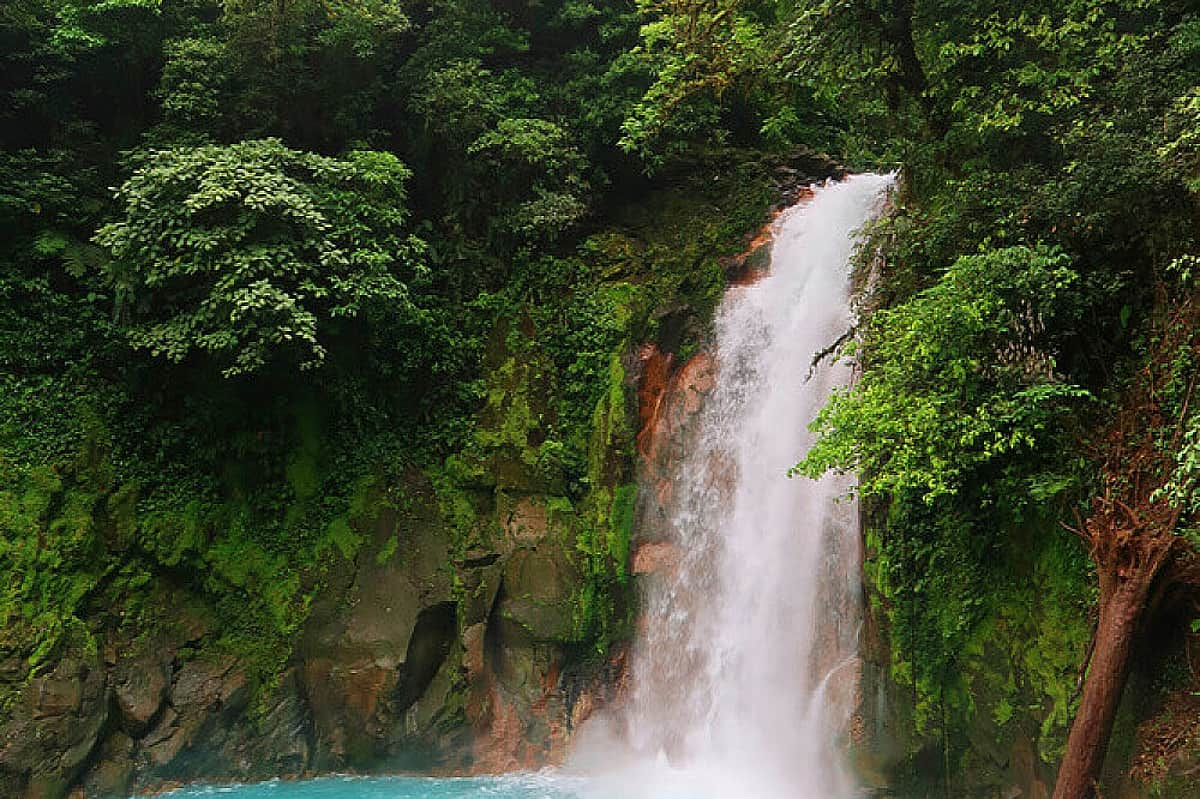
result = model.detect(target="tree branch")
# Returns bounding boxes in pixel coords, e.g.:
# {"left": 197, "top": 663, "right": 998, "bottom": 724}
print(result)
{"left": 807, "top": 324, "right": 859, "bottom": 381}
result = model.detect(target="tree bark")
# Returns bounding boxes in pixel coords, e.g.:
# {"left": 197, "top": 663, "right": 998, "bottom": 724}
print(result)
{"left": 1052, "top": 575, "right": 1149, "bottom": 799}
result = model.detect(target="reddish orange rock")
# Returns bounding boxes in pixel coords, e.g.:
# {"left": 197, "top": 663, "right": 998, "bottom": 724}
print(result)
{"left": 636, "top": 343, "right": 674, "bottom": 460}
{"left": 631, "top": 541, "right": 678, "bottom": 575}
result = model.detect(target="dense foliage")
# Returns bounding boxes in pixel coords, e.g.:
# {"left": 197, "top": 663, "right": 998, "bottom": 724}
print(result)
{"left": 0, "top": 0, "right": 805, "bottom": 696}
{"left": 788, "top": 0, "right": 1200, "bottom": 786}
{"left": 798, "top": 245, "right": 1086, "bottom": 504}
{"left": 2, "top": 0, "right": 1200, "bottom": 791}
{"left": 96, "top": 140, "right": 425, "bottom": 377}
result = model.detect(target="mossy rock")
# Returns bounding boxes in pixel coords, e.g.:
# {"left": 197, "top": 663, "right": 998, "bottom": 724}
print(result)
{"left": 498, "top": 548, "right": 579, "bottom": 643}
{"left": 476, "top": 351, "right": 564, "bottom": 494}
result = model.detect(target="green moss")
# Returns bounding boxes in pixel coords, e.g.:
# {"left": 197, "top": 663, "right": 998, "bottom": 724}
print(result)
{"left": 866, "top": 503, "right": 1094, "bottom": 782}
{"left": 20, "top": 465, "right": 60, "bottom": 517}
{"left": 436, "top": 682, "right": 469, "bottom": 734}
{"left": 585, "top": 156, "right": 775, "bottom": 344}
{"left": 994, "top": 697, "right": 1014, "bottom": 727}
{"left": 346, "top": 473, "right": 379, "bottom": 519}
{"left": 322, "top": 518, "right": 361, "bottom": 560}
{"left": 106, "top": 481, "right": 138, "bottom": 549}
{"left": 476, "top": 358, "right": 536, "bottom": 454}
{"left": 566, "top": 354, "right": 641, "bottom": 652}
{"left": 139, "top": 499, "right": 210, "bottom": 567}
{"left": 310, "top": 475, "right": 376, "bottom": 563}
{"left": 609, "top": 484, "right": 638, "bottom": 583}
{"left": 0, "top": 431, "right": 120, "bottom": 678}
{"left": 0, "top": 388, "right": 415, "bottom": 710}
{"left": 429, "top": 462, "right": 484, "bottom": 554}
{"left": 375, "top": 533, "right": 399, "bottom": 565}
{"left": 545, "top": 495, "right": 574, "bottom": 517}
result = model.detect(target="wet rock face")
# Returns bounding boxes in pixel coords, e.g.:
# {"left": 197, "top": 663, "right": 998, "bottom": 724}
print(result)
{"left": 297, "top": 494, "right": 460, "bottom": 773}
{"left": 0, "top": 477, "right": 615, "bottom": 796}
{"left": 850, "top": 561, "right": 1064, "bottom": 799}
{"left": 0, "top": 656, "right": 109, "bottom": 799}
{"left": 138, "top": 658, "right": 251, "bottom": 775}
{"left": 113, "top": 656, "right": 168, "bottom": 736}
{"left": 637, "top": 346, "right": 716, "bottom": 499}
{"left": 459, "top": 492, "right": 619, "bottom": 776}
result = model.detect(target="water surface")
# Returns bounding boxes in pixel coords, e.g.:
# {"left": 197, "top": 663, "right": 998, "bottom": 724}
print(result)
{"left": 157, "top": 773, "right": 585, "bottom": 799}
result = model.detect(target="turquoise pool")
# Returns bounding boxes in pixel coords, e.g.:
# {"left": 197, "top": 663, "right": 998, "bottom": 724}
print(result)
{"left": 155, "top": 774, "right": 585, "bottom": 799}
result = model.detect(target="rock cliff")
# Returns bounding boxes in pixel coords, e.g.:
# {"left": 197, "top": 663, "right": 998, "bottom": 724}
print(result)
{"left": 0, "top": 151, "right": 840, "bottom": 798}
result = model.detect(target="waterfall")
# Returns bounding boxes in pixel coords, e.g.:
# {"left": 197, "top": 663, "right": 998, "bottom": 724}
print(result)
{"left": 570, "top": 174, "right": 895, "bottom": 799}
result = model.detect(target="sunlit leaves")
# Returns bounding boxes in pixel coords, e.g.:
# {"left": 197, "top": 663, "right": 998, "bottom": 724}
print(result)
{"left": 797, "top": 245, "right": 1089, "bottom": 503}
{"left": 1161, "top": 87, "right": 1200, "bottom": 193}
{"left": 938, "top": 0, "right": 1158, "bottom": 135}
{"left": 467, "top": 118, "right": 590, "bottom": 239}
{"left": 620, "top": 0, "right": 766, "bottom": 165}
{"left": 94, "top": 139, "right": 424, "bottom": 377}
{"left": 48, "top": 0, "right": 161, "bottom": 55}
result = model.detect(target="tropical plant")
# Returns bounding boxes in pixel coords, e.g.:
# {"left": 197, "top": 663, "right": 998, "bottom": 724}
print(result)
{"left": 95, "top": 139, "right": 425, "bottom": 377}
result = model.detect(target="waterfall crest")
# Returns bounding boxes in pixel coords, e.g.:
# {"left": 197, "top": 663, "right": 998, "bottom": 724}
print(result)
{"left": 570, "top": 174, "right": 895, "bottom": 799}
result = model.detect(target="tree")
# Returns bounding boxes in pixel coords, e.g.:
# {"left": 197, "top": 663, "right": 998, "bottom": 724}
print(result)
{"left": 783, "top": 0, "right": 934, "bottom": 136}
{"left": 215, "top": 0, "right": 412, "bottom": 149}
{"left": 1, "top": 0, "right": 164, "bottom": 151}
{"left": 796, "top": 245, "right": 1086, "bottom": 504}
{"left": 791, "top": 4, "right": 1200, "bottom": 790}
{"left": 619, "top": 0, "right": 768, "bottom": 164}
{"left": 95, "top": 138, "right": 426, "bottom": 377}
{"left": 1053, "top": 282, "right": 1200, "bottom": 799}
{"left": 466, "top": 117, "right": 590, "bottom": 242}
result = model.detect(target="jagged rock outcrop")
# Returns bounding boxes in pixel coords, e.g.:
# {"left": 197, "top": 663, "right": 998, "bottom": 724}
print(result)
{"left": 0, "top": 471, "right": 619, "bottom": 798}
{"left": 0, "top": 355, "right": 633, "bottom": 798}
{"left": 0, "top": 655, "right": 109, "bottom": 799}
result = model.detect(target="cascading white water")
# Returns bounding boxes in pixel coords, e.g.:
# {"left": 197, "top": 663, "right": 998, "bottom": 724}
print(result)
{"left": 570, "top": 174, "right": 895, "bottom": 799}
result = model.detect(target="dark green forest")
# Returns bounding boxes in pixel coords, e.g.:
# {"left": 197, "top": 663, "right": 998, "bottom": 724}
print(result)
{"left": 2, "top": 1, "right": 1200, "bottom": 797}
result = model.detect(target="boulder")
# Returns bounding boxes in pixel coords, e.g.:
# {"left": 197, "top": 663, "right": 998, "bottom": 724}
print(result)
{"left": 497, "top": 548, "right": 577, "bottom": 643}
{"left": 83, "top": 732, "right": 135, "bottom": 798}
{"left": 0, "top": 655, "right": 108, "bottom": 799}
{"left": 136, "top": 657, "right": 249, "bottom": 779}
{"left": 113, "top": 656, "right": 167, "bottom": 735}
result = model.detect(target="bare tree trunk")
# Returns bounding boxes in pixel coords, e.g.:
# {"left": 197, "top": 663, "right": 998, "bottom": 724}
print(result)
{"left": 1052, "top": 575, "right": 1148, "bottom": 799}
